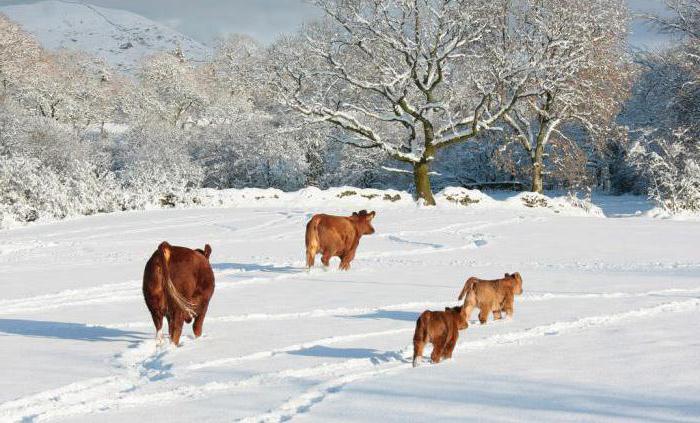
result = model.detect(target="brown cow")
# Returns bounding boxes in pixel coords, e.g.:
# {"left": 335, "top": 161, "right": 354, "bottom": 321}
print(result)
{"left": 142, "top": 241, "right": 215, "bottom": 346}
{"left": 412, "top": 306, "right": 468, "bottom": 367}
{"left": 458, "top": 272, "right": 523, "bottom": 324}
{"left": 305, "top": 210, "right": 376, "bottom": 270}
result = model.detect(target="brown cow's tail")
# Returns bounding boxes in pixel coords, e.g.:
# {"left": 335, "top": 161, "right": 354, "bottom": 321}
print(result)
{"left": 458, "top": 277, "right": 479, "bottom": 301}
{"left": 158, "top": 241, "right": 197, "bottom": 320}
{"left": 305, "top": 215, "right": 321, "bottom": 268}
{"left": 412, "top": 311, "right": 430, "bottom": 367}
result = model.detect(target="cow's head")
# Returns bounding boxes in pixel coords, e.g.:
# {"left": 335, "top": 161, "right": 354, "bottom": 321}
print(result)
{"left": 352, "top": 210, "right": 376, "bottom": 235}
{"left": 505, "top": 272, "right": 523, "bottom": 295}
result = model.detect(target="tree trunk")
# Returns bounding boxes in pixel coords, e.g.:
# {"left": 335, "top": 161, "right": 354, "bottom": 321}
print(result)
{"left": 414, "top": 161, "right": 436, "bottom": 205}
{"left": 531, "top": 142, "right": 544, "bottom": 194}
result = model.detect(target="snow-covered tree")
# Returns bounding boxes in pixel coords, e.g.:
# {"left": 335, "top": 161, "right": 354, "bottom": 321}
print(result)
{"left": 137, "top": 49, "right": 209, "bottom": 128}
{"left": 619, "top": 0, "right": 700, "bottom": 212}
{"left": 646, "top": 0, "right": 699, "bottom": 135}
{"left": 115, "top": 121, "right": 203, "bottom": 207}
{"left": 0, "top": 13, "right": 41, "bottom": 98}
{"left": 272, "top": 0, "right": 536, "bottom": 205}
{"left": 500, "top": 0, "right": 632, "bottom": 193}
{"left": 630, "top": 130, "right": 700, "bottom": 213}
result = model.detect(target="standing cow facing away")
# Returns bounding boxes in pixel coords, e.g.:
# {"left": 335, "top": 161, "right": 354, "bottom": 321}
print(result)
{"left": 305, "top": 210, "right": 376, "bottom": 270}
{"left": 458, "top": 272, "right": 523, "bottom": 324}
{"left": 143, "top": 241, "right": 215, "bottom": 346}
{"left": 412, "top": 306, "right": 468, "bottom": 367}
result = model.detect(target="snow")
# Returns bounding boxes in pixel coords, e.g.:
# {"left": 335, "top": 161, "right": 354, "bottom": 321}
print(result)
{"left": 0, "top": 0, "right": 211, "bottom": 73}
{"left": 0, "top": 194, "right": 699, "bottom": 422}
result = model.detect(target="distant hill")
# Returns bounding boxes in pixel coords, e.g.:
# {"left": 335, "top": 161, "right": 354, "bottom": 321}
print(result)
{"left": 0, "top": 0, "right": 212, "bottom": 73}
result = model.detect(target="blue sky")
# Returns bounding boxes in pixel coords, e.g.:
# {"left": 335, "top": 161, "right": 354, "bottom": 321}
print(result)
{"left": 0, "top": 0, "right": 676, "bottom": 49}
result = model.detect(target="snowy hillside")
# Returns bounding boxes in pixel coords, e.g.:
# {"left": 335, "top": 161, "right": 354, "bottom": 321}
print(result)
{"left": 0, "top": 0, "right": 211, "bottom": 73}
{"left": 0, "top": 196, "right": 698, "bottom": 421}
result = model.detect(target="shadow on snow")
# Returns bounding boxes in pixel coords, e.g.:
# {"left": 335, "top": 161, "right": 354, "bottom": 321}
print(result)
{"left": 211, "top": 262, "right": 301, "bottom": 274}
{"left": 0, "top": 319, "right": 147, "bottom": 342}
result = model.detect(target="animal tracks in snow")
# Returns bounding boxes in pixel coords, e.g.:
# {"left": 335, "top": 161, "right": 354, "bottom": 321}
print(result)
{"left": 237, "top": 298, "right": 700, "bottom": 422}
{"left": 103, "top": 286, "right": 700, "bottom": 330}
{"left": 0, "top": 280, "right": 142, "bottom": 315}
{"left": 2, "top": 294, "right": 698, "bottom": 422}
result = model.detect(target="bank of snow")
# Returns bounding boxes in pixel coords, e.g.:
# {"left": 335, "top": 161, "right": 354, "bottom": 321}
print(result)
{"left": 1, "top": 186, "right": 609, "bottom": 230}
{"left": 0, "top": 197, "right": 698, "bottom": 422}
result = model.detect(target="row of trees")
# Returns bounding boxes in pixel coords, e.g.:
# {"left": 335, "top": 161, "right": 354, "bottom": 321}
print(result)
{"left": 0, "top": 0, "right": 698, "bottom": 223}
{"left": 622, "top": 0, "right": 700, "bottom": 212}
{"left": 274, "top": 0, "right": 632, "bottom": 204}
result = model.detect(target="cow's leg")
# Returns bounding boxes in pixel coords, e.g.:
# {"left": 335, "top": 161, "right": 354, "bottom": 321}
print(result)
{"left": 321, "top": 250, "right": 333, "bottom": 268}
{"left": 493, "top": 310, "right": 502, "bottom": 320}
{"left": 306, "top": 245, "right": 316, "bottom": 268}
{"left": 144, "top": 289, "right": 165, "bottom": 345}
{"left": 193, "top": 298, "right": 211, "bottom": 338}
{"left": 152, "top": 312, "right": 164, "bottom": 346}
{"left": 168, "top": 312, "right": 185, "bottom": 346}
{"left": 339, "top": 249, "right": 356, "bottom": 270}
{"left": 146, "top": 304, "right": 164, "bottom": 345}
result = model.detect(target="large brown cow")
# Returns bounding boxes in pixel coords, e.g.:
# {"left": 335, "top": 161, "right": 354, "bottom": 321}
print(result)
{"left": 305, "top": 210, "right": 376, "bottom": 270}
{"left": 142, "top": 241, "right": 215, "bottom": 346}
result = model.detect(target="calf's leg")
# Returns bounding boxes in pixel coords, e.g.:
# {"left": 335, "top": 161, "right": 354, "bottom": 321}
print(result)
{"left": 412, "top": 340, "right": 425, "bottom": 368}
{"left": 430, "top": 334, "right": 446, "bottom": 364}
{"left": 478, "top": 305, "right": 491, "bottom": 325}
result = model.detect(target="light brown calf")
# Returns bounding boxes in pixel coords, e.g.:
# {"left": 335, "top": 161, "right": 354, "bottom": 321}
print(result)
{"left": 458, "top": 272, "right": 523, "bottom": 324}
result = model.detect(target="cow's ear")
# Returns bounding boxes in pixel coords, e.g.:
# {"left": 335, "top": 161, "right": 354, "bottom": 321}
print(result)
{"left": 352, "top": 212, "right": 358, "bottom": 216}
{"left": 505, "top": 273, "right": 510, "bottom": 278}
{"left": 367, "top": 211, "right": 376, "bottom": 221}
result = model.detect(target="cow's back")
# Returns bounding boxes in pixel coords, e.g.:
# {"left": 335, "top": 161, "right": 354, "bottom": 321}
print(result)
{"left": 167, "top": 246, "right": 215, "bottom": 298}
{"left": 316, "top": 215, "right": 356, "bottom": 251}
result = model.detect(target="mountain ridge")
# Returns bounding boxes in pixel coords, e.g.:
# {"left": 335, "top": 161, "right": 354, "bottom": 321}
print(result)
{"left": 0, "top": 0, "right": 212, "bottom": 73}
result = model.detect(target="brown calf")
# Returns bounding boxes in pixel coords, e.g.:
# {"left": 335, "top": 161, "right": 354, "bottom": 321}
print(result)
{"left": 305, "top": 210, "right": 376, "bottom": 270}
{"left": 142, "top": 241, "right": 215, "bottom": 346}
{"left": 412, "top": 306, "right": 468, "bottom": 367}
{"left": 458, "top": 272, "right": 523, "bottom": 324}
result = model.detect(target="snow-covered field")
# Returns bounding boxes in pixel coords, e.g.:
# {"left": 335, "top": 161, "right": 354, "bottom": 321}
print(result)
{"left": 1, "top": 193, "right": 699, "bottom": 422}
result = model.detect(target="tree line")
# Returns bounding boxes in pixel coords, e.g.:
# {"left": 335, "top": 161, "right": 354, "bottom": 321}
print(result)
{"left": 0, "top": 0, "right": 698, "bottom": 225}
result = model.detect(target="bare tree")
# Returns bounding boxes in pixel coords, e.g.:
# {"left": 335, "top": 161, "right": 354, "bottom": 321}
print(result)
{"left": 500, "top": 0, "right": 632, "bottom": 193}
{"left": 272, "top": 0, "right": 535, "bottom": 204}
{"left": 646, "top": 0, "right": 699, "bottom": 134}
{"left": 138, "top": 49, "right": 209, "bottom": 128}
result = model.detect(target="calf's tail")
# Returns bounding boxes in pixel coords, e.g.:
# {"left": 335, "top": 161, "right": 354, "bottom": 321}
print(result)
{"left": 458, "top": 277, "right": 479, "bottom": 301}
